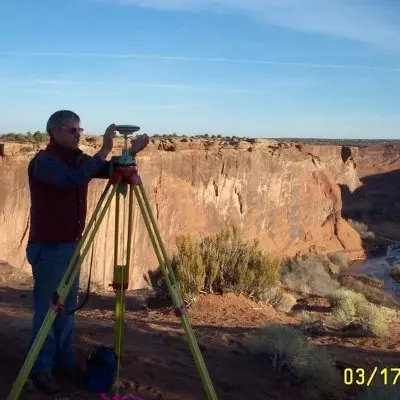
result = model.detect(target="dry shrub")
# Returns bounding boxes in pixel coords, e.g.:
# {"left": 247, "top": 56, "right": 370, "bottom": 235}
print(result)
{"left": 298, "top": 311, "right": 327, "bottom": 335}
{"left": 171, "top": 225, "right": 280, "bottom": 302}
{"left": 275, "top": 293, "right": 297, "bottom": 313}
{"left": 258, "top": 285, "right": 284, "bottom": 308}
{"left": 299, "top": 310, "right": 315, "bottom": 325}
{"left": 261, "top": 286, "right": 297, "bottom": 313}
{"left": 328, "top": 289, "right": 389, "bottom": 337}
{"left": 391, "top": 265, "right": 400, "bottom": 277}
{"left": 171, "top": 235, "right": 205, "bottom": 302}
{"left": 328, "top": 252, "right": 349, "bottom": 269}
{"left": 390, "top": 266, "right": 400, "bottom": 284}
{"left": 327, "top": 262, "right": 341, "bottom": 275}
{"left": 281, "top": 254, "right": 340, "bottom": 296}
{"left": 339, "top": 275, "right": 398, "bottom": 308}
{"left": 348, "top": 219, "right": 376, "bottom": 239}
{"left": 247, "top": 324, "right": 339, "bottom": 392}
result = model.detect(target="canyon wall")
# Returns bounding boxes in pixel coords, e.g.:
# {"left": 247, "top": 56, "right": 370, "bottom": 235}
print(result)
{"left": 0, "top": 138, "right": 364, "bottom": 290}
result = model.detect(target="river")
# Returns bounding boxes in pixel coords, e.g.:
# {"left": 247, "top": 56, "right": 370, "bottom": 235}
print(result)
{"left": 350, "top": 256, "right": 400, "bottom": 303}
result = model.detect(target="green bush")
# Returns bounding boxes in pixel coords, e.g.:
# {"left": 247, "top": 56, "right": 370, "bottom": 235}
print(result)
{"left": 247, "top": 324, "right": 339, "bottom": 391}
{"left": 281, "top": 254, "right": 340, "bottom": 296}
{"left": 328, "top": 289, "right": 389, "bottom": 337}
{"left": 171, "top": 225, "right": 280, "bottom": 302}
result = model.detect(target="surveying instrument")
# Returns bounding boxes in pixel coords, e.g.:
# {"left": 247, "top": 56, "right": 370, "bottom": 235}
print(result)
{"left": 7, "top": 125, "right": 218, "bottom": 400}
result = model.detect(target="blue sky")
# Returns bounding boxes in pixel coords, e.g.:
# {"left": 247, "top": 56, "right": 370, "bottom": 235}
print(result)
{"left": 1, "top": 0, "right": 400, "bottom": 138}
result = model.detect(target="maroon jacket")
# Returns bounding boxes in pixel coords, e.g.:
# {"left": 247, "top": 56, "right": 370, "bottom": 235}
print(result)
{"left": 28, "top": 141, "right": 111, "bottom": 243}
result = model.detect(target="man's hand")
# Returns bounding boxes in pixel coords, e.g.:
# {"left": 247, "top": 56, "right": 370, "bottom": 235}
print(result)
{"left": 96, "top": 124, "right": 117, "bottom": 161}
{"left": 131, "top": 134, "right": 149, "bottom": 154}
{"left": 102, "top": 124, "right": 117, "bottom": 153}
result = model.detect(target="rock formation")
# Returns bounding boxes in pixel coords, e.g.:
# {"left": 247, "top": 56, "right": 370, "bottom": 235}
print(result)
{"left": 0, "top": 137, "right": 364, "bottom": 289}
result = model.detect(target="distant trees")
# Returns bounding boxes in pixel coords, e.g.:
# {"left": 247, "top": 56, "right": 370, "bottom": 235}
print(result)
{"left": 0, "top": 131, "right": 49, "bottom": 142}
{"left": 32, "top": 131, "right": 49, "bottom": 142}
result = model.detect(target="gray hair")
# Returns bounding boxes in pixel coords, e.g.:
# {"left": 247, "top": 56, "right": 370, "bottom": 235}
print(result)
{"left": 46, "top": 110, "right": 80, "bottom": 134}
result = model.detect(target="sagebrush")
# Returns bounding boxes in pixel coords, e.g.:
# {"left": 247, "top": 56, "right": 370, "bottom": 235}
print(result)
{"left": 247, "top": 324, "right": 339, "bottom": 391}
{"left": 170, "top": 225, "right": 280, "bottom": 301}
{"left": 328, "top": 289, "right": 389, "bottom": 337}
{"left": 170, "top": 235, "right": 206, "bottom": 301}
{"left": 281, "top": 254, "right": 340, "bottom": 296}
{"left": 328, "top": 252, "right": 348, "bottom": 269}
{"left": 339, "top": 275, "right": 398, "bottom": 308}
{"left": 275, "top": 293, "right": 297, "bottom": 313}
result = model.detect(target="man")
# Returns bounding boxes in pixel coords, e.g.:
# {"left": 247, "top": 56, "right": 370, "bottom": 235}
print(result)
{"left": 26, "top": 110, "right": 149, "bottom": 394}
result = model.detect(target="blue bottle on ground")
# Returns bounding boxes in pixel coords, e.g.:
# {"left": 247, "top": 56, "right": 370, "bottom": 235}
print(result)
{"left": 86, "top": 346, "right": 117, "bottom": 393}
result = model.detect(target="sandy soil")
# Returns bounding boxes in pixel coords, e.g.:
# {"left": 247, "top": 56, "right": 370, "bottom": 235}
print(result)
{"left": 0, "top": 275, "right": 399, "bottom": 400}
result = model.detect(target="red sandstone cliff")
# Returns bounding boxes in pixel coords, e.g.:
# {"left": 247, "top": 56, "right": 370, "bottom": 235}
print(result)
{"left": 0, "top": 137, "right": 364, "bottom": 289}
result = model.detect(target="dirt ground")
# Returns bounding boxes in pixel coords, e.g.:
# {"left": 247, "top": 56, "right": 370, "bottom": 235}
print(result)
{"left": 1, "top": 274, "right": 400, "bottom": 400}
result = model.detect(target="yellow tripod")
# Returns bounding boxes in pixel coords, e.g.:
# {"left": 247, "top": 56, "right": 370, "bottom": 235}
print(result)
{"left": 7, "top": 127, "right": 218, "bottom": 400}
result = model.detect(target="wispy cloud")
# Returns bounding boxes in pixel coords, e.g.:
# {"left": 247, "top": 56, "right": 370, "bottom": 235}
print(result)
{"left": 102, "top": 0, "right": 400, "bottom": 50}
{"left": 32, "top": 79, "right": 74, "bottom": 86}
{"left": 1, "top": 51, "right": 400, "bottom": 72}
{"left": 124, "top": 103, "right": 207, "bottom": 111}
{"left": 0, "top": 77, "right": 294, "bottom": 95}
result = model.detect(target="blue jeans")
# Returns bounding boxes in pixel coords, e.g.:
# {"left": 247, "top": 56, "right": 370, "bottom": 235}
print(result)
{"left": 27, "top": 243, "right": 80, "bottom": 374}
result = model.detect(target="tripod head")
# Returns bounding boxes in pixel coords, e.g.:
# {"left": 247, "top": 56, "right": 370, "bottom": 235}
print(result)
{"left": 109, "top": 124, "right": 142, "bottom": 193}
{"left": 115, "top": 125, "right": 140, "bottom": 137}
{"left": 114, "top": 125, "right": 141, "bottom": 166}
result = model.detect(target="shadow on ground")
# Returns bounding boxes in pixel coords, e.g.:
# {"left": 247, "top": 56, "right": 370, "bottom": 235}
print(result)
{"left": 1, "top": 285, "right": 399, "bottom": 400}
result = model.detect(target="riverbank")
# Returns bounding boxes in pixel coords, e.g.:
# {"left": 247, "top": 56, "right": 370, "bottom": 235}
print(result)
{"left": 347, "top": 256, "right": 400, "bottom": 304}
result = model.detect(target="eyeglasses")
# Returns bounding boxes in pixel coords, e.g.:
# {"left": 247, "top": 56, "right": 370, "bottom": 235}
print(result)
{"left": 61, "top": 126, "right": 84, "bottom": 134}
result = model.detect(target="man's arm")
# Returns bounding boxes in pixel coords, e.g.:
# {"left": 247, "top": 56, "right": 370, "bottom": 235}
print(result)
{"left": 93, "top": 159, "right": 112, "bottom": 179}
{"left": 30, "top": 153, "right": 108, "bottom": 188}
{"left": 30, "top": 123, "right": 117, "bottom": 187}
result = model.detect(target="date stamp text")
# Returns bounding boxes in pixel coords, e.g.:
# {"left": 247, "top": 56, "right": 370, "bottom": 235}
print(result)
{"left": 344, "top": 368, "right": 400, "bottom": 386}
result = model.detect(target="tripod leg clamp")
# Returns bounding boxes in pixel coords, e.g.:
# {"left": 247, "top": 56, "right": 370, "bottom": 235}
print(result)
{"left": 174, "top": 305, "right": 188, "bottom": 317}
{"left": 109, "top": 165, "right": 142, "bottom": 186}
{"left": 111, "top": 265, "right": 129, "bottom": 291}
{"left": 51, "top": 292, "right": 65, "bottom": 315}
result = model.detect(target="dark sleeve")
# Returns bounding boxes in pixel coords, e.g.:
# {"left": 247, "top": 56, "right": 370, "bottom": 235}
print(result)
{"left": 30, "top": 153, "right": 106, "bottom": 188}
{"left": 93, "top": 160, "right": 112, "bottom": 179}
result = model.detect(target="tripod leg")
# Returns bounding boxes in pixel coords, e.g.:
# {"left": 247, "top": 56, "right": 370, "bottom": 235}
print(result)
{"left": 113, "top": 185, "right": 134, "bottom": 393}
{"left": 132, "top": 184, "right": 218, "bottom": 400}
{"left": 7, "top": 183, "right": 118, "bottom": 400}
{"left": 113, "top": 190, "right": 125, "bottom": 358}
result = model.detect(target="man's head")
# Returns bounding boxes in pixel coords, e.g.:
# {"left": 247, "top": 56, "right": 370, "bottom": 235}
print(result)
{"left": 46, "top": 110, "right": 83, "bottom": 150}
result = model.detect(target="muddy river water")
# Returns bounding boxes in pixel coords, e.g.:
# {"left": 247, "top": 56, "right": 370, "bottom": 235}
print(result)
{"left": 351, "top": 256, "right": 400, "bottom": 303}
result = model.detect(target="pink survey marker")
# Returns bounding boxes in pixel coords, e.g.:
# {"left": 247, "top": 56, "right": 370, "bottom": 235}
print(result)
{"left": 100, "top": 394, "right": 145, "bottom": 400}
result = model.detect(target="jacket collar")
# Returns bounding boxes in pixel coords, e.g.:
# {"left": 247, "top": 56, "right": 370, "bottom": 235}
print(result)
{"left": 46, "top": 139, "right": 83, "bottom": 164}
